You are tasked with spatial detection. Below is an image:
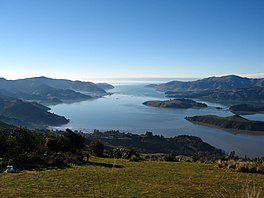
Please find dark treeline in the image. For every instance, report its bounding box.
[84,130,224,161]
[1,126,263,172]
[0,127,87,170]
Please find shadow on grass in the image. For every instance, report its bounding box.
[88,161,124,168]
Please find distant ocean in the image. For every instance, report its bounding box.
[88,77,200,85]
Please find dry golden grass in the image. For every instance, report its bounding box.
[217,160,264,174]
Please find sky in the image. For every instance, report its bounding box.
[0,0,263,81]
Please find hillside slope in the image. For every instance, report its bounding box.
[0,99,68,128]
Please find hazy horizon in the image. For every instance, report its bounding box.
[1,73,264,85]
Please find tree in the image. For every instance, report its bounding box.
[0,130,7,155]
[45,137,60,152]
[89,141,104,157]
[64,129,85,152]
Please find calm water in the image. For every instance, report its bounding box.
[49,85,264,157]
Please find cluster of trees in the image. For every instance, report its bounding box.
[83,130,224,161]
[0,128,87,170]
[88,140,140,161]
[0,127,141,171]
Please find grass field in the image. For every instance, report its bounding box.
[0,157,263,197]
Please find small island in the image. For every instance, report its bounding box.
[143,99,208,109]
[185,115,264,133]
[229,104,264,115]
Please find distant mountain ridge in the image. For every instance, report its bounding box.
[166,87,264,102]
[148,75,264,102]
[156,75,264,92]
[0,76,114,105]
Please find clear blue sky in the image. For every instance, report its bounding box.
[0,0,263,80]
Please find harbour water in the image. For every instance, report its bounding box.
[49,84,264,157]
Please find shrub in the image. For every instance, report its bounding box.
[129,155,140,162]
[217,160,264,174]
[108,147,122,158]
[123,149,139,159]
[162,155,175,162]
[45,154,68,167]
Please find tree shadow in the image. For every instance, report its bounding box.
[88,161,124,168]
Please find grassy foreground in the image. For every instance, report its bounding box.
[0,157,263,198]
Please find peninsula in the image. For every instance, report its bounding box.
[185,115,264,133]
[229,104,264,115]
